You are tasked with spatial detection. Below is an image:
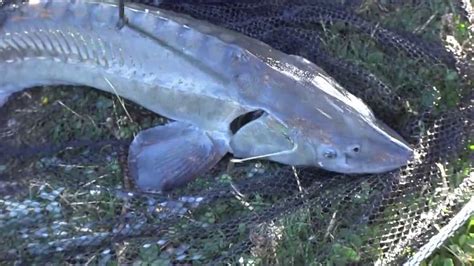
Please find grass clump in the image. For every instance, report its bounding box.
[422,216,474,266]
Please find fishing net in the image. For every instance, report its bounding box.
[0,0,472,264]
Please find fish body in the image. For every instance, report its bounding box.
[0,0,412,191]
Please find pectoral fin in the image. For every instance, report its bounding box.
[230,114,293,159]
[128,122,228,192]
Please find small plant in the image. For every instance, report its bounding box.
[422,216,474,266]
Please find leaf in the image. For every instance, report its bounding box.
[429,254,441,266]
[445,70,458,81]
[238,223,246,235]
[41,96,49,105]
[442,258,454,266]
[421,88,440,108]
[95,96,114,109]
[331,243,360,262]
[468,217,474,233]
[457,22,467,33]
[448,244,462,254]
[367,51,384,64]
[463,238,474,253]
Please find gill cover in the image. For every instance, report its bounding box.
[230,114,293,159]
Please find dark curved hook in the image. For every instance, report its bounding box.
[117,0,127,29]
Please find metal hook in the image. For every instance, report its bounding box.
[117,0,127,29]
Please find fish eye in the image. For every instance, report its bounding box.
[323,149,337,159]
[347,144,360,154]
[352,145,360,153]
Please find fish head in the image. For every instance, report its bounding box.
[232,107,413,174]
[264,116,413,174]
[231,108,413,174]
[306,118,414,174]
[257,80,413,173]
[275,64,412,173]
[235,53,413,173]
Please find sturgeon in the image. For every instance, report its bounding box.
[0,0,413,192]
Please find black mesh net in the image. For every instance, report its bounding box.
[0,0,472,264]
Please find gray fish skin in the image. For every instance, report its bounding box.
[0,0,412,190]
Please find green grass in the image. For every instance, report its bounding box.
[423,216,474,266]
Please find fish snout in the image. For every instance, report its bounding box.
[367,121,414,172]
[341,138,413,174]
[370,140,414,172]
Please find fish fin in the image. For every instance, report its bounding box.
[230,114,292,158]
[128,122,228,192]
